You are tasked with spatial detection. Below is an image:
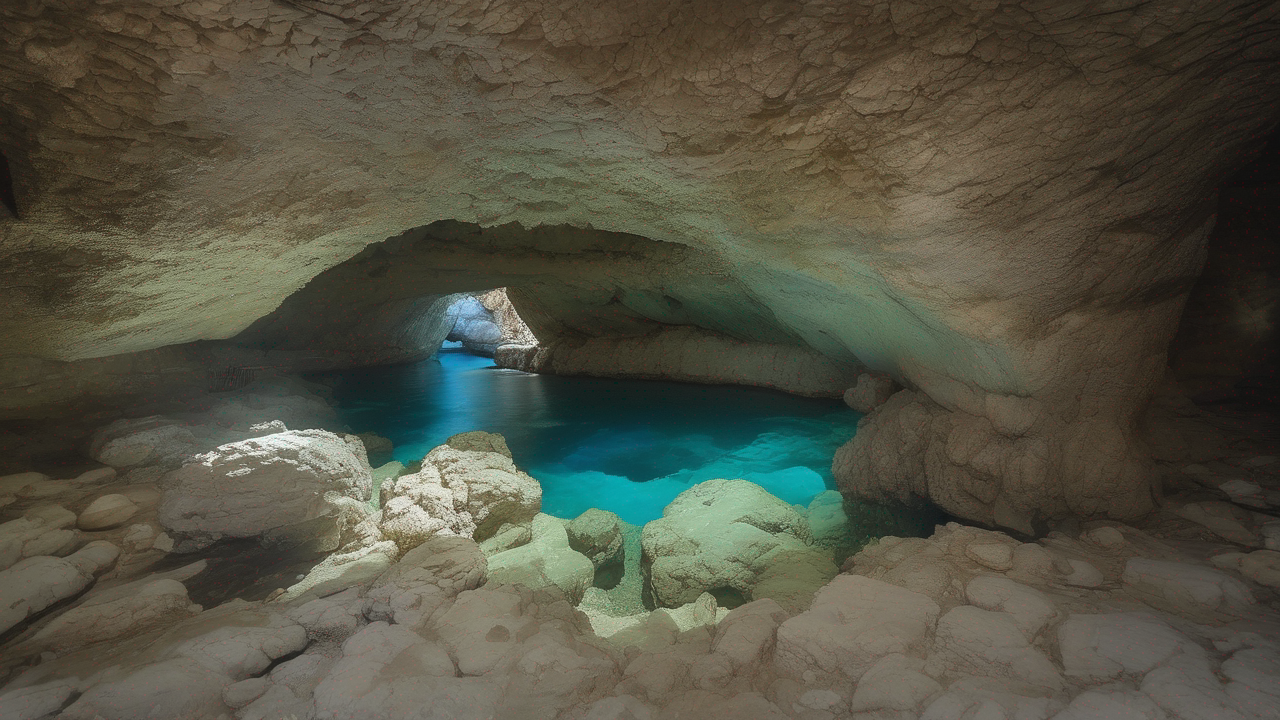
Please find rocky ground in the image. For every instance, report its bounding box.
[0,377,1277,720]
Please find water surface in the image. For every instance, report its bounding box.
[311,351,864,525]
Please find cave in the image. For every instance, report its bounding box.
[1,2,1279,719]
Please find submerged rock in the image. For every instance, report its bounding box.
[641,479,835,611]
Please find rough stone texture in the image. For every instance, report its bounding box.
[381,440,541,545]
[568,508,625,570]
[843,372,897,413]
[0,504,79,570]
[366,535,488,631]
[774,574,940,684]
[157,429,372,546]
[76,493,138,530]
[1122,558,1255,619]
[4,0,1278,522]
[25,577,200,654]
[0,540,118,634]
[487,513,595,604]
[641,479,834,611]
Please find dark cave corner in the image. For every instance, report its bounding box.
[1168,122,1280,414]
[0,150,17,219]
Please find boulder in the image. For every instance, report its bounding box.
[964,576,1060,638]
[928,606,1063,690]
[1122,558,1255,618]
[357,432,394,459]
[90,416,200,469]
[1058,612,1203,681]
[27,577,200,654]
[843,373,896,413]
[848,653,942,713]
[381,439,540,544]
[568,508,625,569]
[0,504,79,570]
[774,574,940,684]
[1053,690,1169,720]
[158,429,373,547]
[366,535,488,630]
[478,522,532,555]
[279,540,398,602]
[487,513,594,603]
[0,541,119,634]
[641,479,835,611]
[77,494,139,530]
[445,430,512,458]
[0,681,77,720]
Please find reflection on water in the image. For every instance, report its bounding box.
[311,351,864,525]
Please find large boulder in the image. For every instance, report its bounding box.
[568,508,625,569]
[486,513,594,604]
[381,436,540,546]
[0,541,119,634]
[0,504,79,570]
[366,535,488,630]
[641,479,836,611]
[157,430,373,548]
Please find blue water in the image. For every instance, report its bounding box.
[311,351,863,525]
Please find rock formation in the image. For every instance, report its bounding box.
[3,1,1279,522]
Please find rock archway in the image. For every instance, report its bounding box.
[2,0,1279,527]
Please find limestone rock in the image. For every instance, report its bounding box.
[158,429,372,546]
[1171,501,1263,547]
[77,493,139,530]
[1051,690,1168,720]
[641,479,834,611]
[965,542,1014,571]
[0,504,79,570]
[1122,558,1255,618]
[0,540,118,634]
[1058,612,1203,681]
[90,416,200,469]
[445,430,513,458]
[487,513,594,603]
[849,653,942,713]
[964,576,1060,639]
[929,605,1063,690]
[381,440,540,545]
[1064,558,1106,588]
[0,681,77,720]
[568,508,624,569]
[280,540,398,602]
[843,373,897,413]
[1239,550,1280,588]
[806,490,849,547]
[27,577,200,654]
[478,522,532,556]
[366,535,487,630]
[774,574,940,684]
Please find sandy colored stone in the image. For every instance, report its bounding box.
[77,493,139,530]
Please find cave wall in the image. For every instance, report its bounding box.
[3,0,1279,524]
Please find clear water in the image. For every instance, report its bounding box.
[310,351,866,526]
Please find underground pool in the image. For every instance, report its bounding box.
[312,350,867,526]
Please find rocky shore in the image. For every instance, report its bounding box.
[1,378,1277,720]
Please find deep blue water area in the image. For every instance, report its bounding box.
[310,351,864,526]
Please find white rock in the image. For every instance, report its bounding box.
[1123,558,1255,617]
[174,617,308,678]
[1053,690,1169,720]
[966,542,1014,571]
[1082,526,1126,549]
[90,416,199,468]
[279,540,397,602]
[0,504,78,569]
[222,677,270,709]
[28,577,199,653]
[642,479,834,612]
[1058,612,1202,680]
[775,574,940,683]
[849,653,941,712]
[365,535,487,630]
[930,605,1063,690]
[964,576,1060,638]
[0,541,118,633]
[1239,550,1280,588]
[1141,652,1251,720]
[0,681,77,720]
[314,622,497,720]
[567,508,624,568]
[73,466,117,485]
[158,429,372,545]
[381,440,540,545]
[60,658,226,720]
[77,493,139,530]
[1064,559,1105,588]
[487,513,594,603]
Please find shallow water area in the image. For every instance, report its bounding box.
[312,351,870,525]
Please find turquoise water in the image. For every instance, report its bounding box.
[311,351,863,526]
